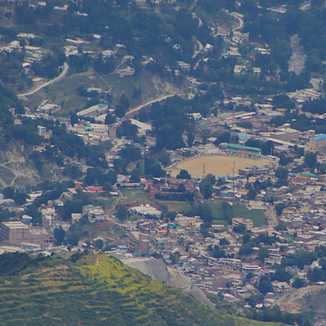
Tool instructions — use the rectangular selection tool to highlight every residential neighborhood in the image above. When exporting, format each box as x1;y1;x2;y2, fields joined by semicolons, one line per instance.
0;0;326;325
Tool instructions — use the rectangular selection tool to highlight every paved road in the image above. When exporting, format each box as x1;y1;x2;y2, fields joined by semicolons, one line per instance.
109;93;178;138
230;11;244;32
124;93;177;119
18;62;69;98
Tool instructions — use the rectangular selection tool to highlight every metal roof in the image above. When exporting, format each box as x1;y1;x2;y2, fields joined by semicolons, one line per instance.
314;134;326;142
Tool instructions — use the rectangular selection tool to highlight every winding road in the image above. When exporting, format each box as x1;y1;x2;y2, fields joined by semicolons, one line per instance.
18;62;69;98
230;12;244;32
110;93;178;138
124;93;177;119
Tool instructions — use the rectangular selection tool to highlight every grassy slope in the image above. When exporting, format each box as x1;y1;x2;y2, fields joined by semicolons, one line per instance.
27;68;175;117
0;253;282;326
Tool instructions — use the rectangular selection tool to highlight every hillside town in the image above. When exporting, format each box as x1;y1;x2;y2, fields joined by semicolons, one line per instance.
0;0;326;324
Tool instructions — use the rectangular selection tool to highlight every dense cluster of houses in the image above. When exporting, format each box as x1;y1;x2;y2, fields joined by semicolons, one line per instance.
0;0;326;314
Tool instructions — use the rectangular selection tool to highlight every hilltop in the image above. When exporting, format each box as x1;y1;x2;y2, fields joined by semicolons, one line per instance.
0;252;283;326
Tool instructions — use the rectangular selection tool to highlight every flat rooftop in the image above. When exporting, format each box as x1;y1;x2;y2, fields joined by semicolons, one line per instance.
1;221;29;229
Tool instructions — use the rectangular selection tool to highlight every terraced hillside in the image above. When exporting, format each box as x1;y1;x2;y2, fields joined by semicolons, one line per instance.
0;253;282;326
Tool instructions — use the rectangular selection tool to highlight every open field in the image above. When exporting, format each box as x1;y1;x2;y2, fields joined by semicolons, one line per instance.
157;200;193;215
208;200;267;227
170;154;273;178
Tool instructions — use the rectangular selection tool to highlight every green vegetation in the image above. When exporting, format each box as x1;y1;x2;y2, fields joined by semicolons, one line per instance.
0;253;282;326
158;200;193;215
208;200;266;226
31;68;173;117
120;188;151;204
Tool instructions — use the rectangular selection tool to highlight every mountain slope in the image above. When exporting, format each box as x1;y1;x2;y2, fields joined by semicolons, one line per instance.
0;252;282;326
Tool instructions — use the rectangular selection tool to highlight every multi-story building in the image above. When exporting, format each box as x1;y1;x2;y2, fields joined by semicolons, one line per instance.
0;221;30;243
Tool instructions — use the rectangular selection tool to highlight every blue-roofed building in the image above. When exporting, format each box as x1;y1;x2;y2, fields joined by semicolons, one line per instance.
237;132;250;144
309;134;326;153
314;134;326;142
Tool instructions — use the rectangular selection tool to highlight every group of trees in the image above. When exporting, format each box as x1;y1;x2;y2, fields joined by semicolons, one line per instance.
117;121;138;140
281;246;326;271
304;97;326;114
241;0;326;92
84;168;117;190
0;85;31;149
247;305;312;326
245;138;274;156
146;97;192;150
31;50;65;79
2;187;28;205
239;231;278;258
199;174;216;199
176;169;191;180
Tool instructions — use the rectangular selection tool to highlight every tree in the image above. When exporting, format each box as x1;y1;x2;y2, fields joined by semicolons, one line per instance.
258;247;269;263
157;150;171;167
13;191;28;205
197;203;213;226
275;203;285;216
247;187;258;200
70;113;79;126
257;275;273;294
116;205;128;222
53;227;66;245
130;167;141;183
199;174;216;199
233;223;246;234
2;187;15;199
214;131;231;145
304;152;318;170
120;144;142;162
94;238;104;250
117;120;138;140
187;131;195;147
283;250;315;270
176;169;191;180
63;164;82;179
200;223;210;237
239;243;254;256
115;94;130;118
292;277;305;289
275;167;288;186
221;201;233;224
60;199;84;221
219;238;230;246
272;94;294;110
315;245;326;258
3;187;28;205
105;113;116;125
103;170;117;187
208;245;226;258
272;267;292;282
261;140;274;155
144;158;166;177
166;211;176;221
84;168;103;186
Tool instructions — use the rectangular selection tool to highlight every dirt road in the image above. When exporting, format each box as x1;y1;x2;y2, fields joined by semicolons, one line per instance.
18;62;69;98
109;93;177;138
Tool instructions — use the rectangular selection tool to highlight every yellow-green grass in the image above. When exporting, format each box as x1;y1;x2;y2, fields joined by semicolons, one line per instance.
0;253;284;326
170;154;273;178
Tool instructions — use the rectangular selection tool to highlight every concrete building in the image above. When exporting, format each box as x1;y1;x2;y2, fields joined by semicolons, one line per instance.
0;221;30;243
129;204;162;219
308;134;326;153
0;221;51;248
